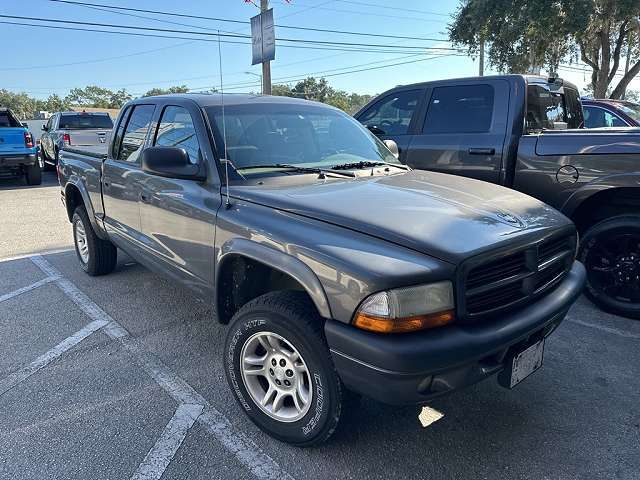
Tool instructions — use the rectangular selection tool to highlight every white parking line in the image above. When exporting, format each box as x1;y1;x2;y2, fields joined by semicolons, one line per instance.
568;317;640;340
0;318;109;396
0;248;74;263
30;255;294;480
130;403;204;480
0;276;59;303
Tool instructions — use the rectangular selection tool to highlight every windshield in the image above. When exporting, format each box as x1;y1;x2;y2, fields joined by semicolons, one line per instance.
615;102;640;122
59;114;114;130
205;103;399;175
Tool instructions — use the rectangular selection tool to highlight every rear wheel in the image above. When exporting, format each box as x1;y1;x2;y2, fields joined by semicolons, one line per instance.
224;291;348;446
72;206;117;276
41;146;55;171
25;159;42;185
579;214;640;319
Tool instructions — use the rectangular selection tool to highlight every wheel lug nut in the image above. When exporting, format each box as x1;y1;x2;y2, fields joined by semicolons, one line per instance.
269;368;274;376
275;379;281;385
286;369;293;377
271;359;277;366
284;380;291;386
279;359;286;367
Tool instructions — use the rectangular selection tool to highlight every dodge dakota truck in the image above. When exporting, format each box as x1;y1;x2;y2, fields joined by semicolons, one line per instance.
356;75;640;319
0;107;41;185
58;94;585;446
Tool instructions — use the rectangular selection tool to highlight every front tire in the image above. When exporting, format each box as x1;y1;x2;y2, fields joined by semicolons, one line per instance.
579;214;640;319
224;291;347;446
72;206;117;276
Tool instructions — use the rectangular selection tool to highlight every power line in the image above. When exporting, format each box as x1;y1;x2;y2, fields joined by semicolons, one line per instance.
0;14;457;51
48;0;449;42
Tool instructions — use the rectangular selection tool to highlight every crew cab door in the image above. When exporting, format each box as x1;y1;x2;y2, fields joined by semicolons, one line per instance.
404;80;509;184
102;104;155;247
137;102;219;297
355;88;425;163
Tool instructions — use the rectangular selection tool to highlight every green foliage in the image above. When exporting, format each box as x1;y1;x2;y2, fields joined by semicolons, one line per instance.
142;85;190;97
65;85;132;109
449;0;640;98
270;77;373;113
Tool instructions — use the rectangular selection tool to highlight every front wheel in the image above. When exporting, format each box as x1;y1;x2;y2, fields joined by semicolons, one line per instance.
579;214;640;319
72;206;117;276
224;291;348;446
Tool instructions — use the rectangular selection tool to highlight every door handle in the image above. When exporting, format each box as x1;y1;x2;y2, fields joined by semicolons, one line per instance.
140;193;149;203
103;181;110;189
468;147;495;155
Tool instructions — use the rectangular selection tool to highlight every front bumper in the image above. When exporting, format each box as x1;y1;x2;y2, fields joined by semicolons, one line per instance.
325;261;586;405
0;153;37;168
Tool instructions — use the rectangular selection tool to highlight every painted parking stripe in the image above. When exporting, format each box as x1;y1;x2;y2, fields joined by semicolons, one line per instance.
0;275;59;303
568;317;640;340
0;248;74;263
130;403;204;480
0;318;109;396
30;255;294;480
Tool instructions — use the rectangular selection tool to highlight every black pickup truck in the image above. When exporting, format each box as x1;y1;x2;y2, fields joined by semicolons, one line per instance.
356;75;640;319
58;94;585;446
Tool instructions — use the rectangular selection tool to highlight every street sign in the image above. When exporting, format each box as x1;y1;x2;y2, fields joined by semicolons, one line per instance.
251;8;275;65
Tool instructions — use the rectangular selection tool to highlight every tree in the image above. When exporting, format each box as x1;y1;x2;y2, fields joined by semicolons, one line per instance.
64;85;131;108
143;85;189;97
449;0;640;98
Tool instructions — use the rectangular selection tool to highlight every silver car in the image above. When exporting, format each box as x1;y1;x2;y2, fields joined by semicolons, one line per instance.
40;111;113;169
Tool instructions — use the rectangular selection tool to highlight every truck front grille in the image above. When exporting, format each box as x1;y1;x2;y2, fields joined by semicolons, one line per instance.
462;233;576;320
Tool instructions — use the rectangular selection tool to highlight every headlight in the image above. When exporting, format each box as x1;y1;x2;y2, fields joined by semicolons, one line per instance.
353;281;455;333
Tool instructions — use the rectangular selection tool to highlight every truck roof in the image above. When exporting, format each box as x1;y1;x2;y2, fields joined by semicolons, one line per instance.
381;74;579;93
129;93;330;109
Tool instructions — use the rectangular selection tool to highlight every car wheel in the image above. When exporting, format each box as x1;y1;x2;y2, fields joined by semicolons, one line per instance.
579;214;640;319
224;290;348;446
41;146;54;171
72;206;117;276
25;159;42;186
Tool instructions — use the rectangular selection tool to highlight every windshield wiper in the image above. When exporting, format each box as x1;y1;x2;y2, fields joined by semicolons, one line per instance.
330;160;410;171
237;163;355;177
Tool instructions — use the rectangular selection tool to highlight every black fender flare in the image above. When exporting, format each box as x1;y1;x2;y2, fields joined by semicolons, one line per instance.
64;179;108;240
560;173;640;218
215;238;332;320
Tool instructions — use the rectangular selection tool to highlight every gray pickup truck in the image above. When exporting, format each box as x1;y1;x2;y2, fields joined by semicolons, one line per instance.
40;111;113;170
58;94;585;446
355;75;640;319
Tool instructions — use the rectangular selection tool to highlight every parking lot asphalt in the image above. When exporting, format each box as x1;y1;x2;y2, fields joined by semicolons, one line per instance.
1;172;639;480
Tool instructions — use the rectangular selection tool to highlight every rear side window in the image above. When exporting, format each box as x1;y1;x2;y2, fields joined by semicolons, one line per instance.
0;110;22;128
117;105;155;163
423;85;494;134
59;114;114;130
111;106;131;159
526;85;583;130
357;90;421;135
154;106;201;164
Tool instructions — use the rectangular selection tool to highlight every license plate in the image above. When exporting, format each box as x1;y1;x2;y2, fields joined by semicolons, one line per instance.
507;339;545;388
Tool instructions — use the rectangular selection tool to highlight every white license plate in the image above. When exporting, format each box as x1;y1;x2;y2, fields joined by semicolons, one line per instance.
509;339;545;388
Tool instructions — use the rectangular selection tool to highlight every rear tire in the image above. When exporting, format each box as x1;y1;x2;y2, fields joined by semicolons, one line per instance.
41;147;55;171
25;159;42;186
579;214;640;319
224;291;348;447
72;206;117;276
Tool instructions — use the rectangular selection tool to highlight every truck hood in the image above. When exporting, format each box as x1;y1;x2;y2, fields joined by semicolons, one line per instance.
229;170;572;263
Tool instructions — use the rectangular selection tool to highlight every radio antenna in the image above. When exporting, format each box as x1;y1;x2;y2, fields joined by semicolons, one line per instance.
217;29;231;209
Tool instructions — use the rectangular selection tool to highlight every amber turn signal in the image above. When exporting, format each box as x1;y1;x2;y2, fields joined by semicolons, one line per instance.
353;310;455;334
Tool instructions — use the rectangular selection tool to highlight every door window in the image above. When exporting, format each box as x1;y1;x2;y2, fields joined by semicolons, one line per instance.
357;90;421;135
154;106;201;164
423;84;494;134
117;105;155;163
583;106;627;128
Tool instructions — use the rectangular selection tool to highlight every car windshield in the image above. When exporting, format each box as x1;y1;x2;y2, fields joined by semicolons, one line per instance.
615;102;640;122
59;114;114;130
205;102;399;175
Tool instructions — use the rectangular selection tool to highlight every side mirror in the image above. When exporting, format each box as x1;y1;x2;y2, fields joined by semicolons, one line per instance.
366;125;386;135
383;139;400;159
141;146;206;181
42;124;48;131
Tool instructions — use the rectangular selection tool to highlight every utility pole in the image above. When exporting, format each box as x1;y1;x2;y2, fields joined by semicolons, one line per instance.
261;0;272;95
478;38;485;76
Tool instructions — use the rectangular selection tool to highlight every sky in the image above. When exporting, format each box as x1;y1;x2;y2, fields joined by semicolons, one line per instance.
2;0;640;100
